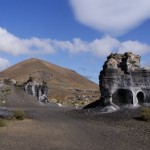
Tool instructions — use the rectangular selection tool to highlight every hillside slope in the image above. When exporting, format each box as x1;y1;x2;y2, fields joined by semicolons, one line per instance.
0;58;98;90
0;58;100;105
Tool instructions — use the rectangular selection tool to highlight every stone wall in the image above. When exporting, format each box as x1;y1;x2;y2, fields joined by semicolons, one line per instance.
99;52;150;107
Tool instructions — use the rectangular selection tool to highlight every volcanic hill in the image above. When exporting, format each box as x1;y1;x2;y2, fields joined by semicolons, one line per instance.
0;58;99;105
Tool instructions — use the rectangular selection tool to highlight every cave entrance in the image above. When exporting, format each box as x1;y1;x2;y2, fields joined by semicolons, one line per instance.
112;89;133;105
137;91;145;104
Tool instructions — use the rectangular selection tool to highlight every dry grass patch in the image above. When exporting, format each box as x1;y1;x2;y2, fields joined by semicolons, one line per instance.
0;119;6;127
13;110;26;120
142;108;150;121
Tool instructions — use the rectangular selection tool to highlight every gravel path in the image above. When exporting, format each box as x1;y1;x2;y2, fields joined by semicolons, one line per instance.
0;105;150;150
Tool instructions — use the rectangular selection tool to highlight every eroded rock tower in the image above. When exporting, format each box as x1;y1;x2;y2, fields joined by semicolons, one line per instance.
99;52;150;107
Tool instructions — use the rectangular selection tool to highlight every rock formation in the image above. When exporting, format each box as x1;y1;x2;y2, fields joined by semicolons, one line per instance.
0;107;13;119
24;77;48;103
99;52;150;108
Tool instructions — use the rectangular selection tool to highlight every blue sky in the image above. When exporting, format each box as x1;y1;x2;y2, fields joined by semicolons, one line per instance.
0;0;150;83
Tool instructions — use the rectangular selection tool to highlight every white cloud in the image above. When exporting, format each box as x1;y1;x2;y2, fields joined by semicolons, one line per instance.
53;38;88;54
0;27;150;58
53;36;150;57
118;41;150;55
70;0;150;36
0;57;10;71
53;36;120;57
0;27;55;56
88;36;120;56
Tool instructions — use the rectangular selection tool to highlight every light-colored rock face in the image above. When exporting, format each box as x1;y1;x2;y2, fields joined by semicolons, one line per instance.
104;52;140;72
99;52;150;107
25;77;48;103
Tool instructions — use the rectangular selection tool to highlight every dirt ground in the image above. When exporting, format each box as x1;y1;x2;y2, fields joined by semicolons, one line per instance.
0;104;150;150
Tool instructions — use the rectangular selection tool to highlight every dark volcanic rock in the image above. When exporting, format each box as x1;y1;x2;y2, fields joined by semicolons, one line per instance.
0;107;13;119
83;99;104;109
99;52;150;108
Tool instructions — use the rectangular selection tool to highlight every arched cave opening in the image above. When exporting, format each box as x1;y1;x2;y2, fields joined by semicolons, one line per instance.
112;89;133;106
137;92;145;104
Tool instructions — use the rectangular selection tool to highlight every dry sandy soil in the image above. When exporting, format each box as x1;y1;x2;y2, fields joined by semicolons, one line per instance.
0;104;149;150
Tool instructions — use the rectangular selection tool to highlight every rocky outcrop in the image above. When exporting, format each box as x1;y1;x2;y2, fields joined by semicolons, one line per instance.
24;77;48;103
0;107;13;119
3;79;17;85
99;52;150;108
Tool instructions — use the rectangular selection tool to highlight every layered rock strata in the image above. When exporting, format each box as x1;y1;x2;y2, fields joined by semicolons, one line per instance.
99;52;150;107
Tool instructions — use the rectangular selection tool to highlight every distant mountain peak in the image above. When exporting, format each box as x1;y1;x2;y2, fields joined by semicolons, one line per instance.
0;58;98;90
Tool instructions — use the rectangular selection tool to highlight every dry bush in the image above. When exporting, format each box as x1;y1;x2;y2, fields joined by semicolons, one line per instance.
13;110;25;120
0;119;6;127
142;108;150;121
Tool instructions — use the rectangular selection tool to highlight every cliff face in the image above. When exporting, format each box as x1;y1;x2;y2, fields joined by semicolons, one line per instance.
99;52;150;107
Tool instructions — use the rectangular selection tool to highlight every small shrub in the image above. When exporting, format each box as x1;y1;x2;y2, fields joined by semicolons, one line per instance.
0;119;6;127
142;108;150;121
2;87;11;93
13;110;25;120
5;88;11;93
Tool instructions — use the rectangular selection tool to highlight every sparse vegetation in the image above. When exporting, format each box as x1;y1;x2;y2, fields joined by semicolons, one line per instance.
142;108;150;121
1;87;11;93
0;119;6;127
0;110;26;127
13;110;26;120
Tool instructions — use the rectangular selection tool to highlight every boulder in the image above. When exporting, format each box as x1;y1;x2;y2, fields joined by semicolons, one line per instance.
0;107;13;119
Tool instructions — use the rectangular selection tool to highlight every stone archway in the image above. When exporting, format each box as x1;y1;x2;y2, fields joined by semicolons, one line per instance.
112;89;133;106
136;91;145;104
